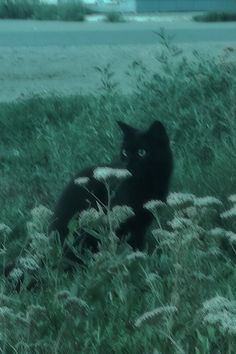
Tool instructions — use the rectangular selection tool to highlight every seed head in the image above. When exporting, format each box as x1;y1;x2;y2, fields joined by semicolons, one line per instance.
74;177;90;186
93;167;131;181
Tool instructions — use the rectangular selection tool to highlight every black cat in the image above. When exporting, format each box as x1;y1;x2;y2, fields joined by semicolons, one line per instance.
50;120;173;263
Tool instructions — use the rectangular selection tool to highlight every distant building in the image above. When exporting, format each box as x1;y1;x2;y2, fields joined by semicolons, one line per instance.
136;0;236;12
83;0;236;12
41;0;57;3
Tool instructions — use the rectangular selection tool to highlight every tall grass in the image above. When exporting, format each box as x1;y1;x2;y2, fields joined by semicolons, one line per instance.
1;193;236;352
0;48;236;352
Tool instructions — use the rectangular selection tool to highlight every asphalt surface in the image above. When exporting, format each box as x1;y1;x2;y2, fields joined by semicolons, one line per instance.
0;20;236;46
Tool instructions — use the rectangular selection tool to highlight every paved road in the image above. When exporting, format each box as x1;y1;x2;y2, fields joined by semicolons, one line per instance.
0;20;235;102
0;20;236;46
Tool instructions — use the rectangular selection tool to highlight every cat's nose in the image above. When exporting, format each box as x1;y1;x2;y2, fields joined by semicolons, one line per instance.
120;160;128;169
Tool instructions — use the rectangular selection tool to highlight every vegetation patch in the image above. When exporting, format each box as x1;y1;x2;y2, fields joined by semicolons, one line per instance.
0;45;236;352
193;11;236;22
1;193;236;352
0;0;92;21
104;11;125;23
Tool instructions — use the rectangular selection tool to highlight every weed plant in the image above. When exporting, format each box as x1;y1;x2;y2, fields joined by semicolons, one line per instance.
0;43;236;352
193;12;236;22
104;11;125;23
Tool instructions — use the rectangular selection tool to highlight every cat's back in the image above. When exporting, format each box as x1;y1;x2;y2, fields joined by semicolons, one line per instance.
50;165;107;242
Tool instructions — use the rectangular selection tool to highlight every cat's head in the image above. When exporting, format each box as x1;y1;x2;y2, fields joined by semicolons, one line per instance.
117;120;172;177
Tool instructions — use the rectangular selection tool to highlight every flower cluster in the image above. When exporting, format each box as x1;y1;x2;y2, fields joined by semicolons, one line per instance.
201;296;236;335
228;195;236;204
0;223;12;236
167;192;195;208
93;167;131;182
221;205;236;219
194;196;222;208
143;199;166;211
74;177;90;186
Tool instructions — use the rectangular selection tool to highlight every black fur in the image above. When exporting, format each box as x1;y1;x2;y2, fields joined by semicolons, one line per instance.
50;120;173;262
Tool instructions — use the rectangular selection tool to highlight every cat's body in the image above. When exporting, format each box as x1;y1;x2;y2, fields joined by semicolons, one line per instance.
51;121;173;263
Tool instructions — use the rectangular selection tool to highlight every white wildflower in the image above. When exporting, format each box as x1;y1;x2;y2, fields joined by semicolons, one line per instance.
145;273;160;283
0;306;14;320
31;205;53;222
228;195;236;204
27;305;47;321
143;200;166;211
167;193;195;208
225;231;236;243
194;196;222;208
221;206;236;219
93;167;131;181
94;167;114;181
182;231;200;245
79;208;104;227
28;205;53;234
74;177;90;186
126;251;146;261
208;228;226;237
30;232;51;259
9;268;24;283
204;312;236;335
152;229;175;239
19;256;40;271
202;296;236;335
110;205;134;229
135;305;177;328
153;229;176;246
168;217;194;230
0;223;12;236
202;295;235;313
30;232;50;250
184;206;198;220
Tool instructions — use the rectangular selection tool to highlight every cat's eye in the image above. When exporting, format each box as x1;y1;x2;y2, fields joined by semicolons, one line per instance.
138;149;146;157
121;149;128;158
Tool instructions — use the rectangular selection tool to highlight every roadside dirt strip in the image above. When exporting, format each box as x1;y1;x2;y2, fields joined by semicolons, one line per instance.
1;42;235;102
0;19;235;102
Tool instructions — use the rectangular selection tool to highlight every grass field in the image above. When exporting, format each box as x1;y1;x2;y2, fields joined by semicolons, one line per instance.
0;52;236;353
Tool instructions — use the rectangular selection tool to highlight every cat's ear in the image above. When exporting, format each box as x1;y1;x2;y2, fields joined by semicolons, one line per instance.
117;121;137;137
148;121;166;133
147;121;169;143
